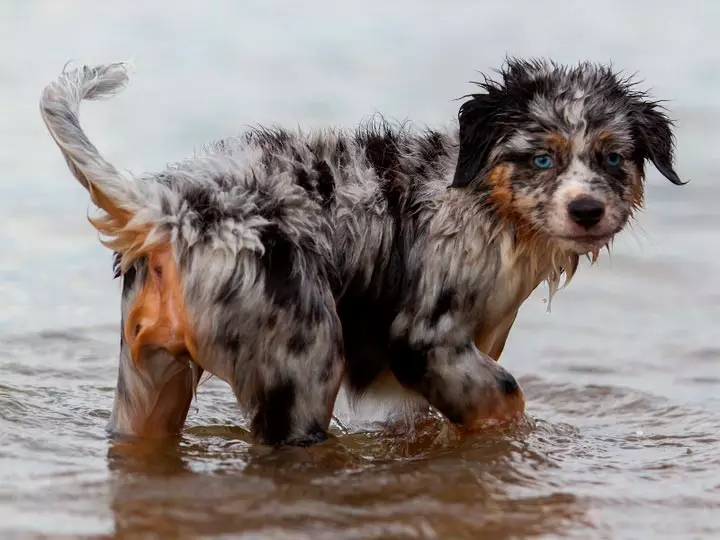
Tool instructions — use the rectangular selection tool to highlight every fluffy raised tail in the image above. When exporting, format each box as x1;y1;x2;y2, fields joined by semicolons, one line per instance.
40;63;165;270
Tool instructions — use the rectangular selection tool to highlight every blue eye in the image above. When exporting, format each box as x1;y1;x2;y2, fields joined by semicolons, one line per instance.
606;153;622;167
533;155;553;169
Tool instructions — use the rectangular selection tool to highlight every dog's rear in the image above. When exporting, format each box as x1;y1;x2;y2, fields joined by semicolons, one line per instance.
40;65;201;437
40;64;350;445
40;64;171;267
41;64;136;225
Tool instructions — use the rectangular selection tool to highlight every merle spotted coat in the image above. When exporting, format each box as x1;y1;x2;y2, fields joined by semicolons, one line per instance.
39;58;683;445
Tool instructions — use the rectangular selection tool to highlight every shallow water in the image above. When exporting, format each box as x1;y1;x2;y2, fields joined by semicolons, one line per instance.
2;1;720;538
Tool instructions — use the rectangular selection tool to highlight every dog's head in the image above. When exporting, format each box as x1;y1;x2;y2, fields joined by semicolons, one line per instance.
451;58;684;255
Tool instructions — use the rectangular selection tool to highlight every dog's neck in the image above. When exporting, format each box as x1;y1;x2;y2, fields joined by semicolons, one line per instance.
421;168;578;357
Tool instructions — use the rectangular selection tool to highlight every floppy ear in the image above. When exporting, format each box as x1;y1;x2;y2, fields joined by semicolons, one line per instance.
451;94;505;188
631;102;686;185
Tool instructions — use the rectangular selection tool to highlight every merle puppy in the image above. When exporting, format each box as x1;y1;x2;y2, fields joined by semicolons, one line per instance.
39;58;683;445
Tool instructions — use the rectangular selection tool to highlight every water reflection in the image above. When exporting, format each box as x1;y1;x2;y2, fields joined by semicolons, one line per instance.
106;418;587;538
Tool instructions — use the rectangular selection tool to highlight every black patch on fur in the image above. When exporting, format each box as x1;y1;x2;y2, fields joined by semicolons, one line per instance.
294;166;313;193
336;180;426;395
257;224;325;323
216;315;243;352
317;331;344;385
215;255;243;306
292;158;335;208
429;288;455;326
313;159;336;206
495;372;520;395
120;261;139;297
338;292;391;392
381;186;403;220
253;379;296;445
419;130;446;169
245;126;291;152
629;102;684;185
452;71;533;188
388;339;429;388
337;231;417;394
333;137;349;167
287;332;309;354
258;224;302;309
183;185;228;238
355;123;400;180
318;348;338;383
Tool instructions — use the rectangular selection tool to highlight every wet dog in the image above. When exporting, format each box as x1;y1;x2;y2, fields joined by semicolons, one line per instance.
39;58;684;445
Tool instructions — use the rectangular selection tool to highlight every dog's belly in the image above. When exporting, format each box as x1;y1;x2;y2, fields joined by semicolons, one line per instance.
334;370;429;426
337;300;395;393
334;245;407;393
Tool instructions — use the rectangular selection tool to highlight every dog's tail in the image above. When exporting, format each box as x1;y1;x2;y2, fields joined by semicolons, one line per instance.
40;63;166;271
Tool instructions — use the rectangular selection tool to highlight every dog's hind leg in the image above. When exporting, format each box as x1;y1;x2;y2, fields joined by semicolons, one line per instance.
200;264;346;447
108;254;201;438
247;294;345;447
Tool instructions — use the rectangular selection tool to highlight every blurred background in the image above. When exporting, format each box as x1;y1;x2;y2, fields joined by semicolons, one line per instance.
1;1;719;538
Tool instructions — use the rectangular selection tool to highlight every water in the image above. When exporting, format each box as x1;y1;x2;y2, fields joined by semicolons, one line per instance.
2;1;720;537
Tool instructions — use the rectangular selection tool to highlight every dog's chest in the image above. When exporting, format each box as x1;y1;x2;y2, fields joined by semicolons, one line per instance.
473;235;550;358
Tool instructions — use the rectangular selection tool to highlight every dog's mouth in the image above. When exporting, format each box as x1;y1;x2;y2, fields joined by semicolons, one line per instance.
559;233;613;244
555;232;616;254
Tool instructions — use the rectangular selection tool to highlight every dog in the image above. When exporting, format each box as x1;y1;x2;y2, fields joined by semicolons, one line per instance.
39;58;684;446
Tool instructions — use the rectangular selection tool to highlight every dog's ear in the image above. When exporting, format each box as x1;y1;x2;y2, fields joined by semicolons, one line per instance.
630;101;686;185
451;94;505;188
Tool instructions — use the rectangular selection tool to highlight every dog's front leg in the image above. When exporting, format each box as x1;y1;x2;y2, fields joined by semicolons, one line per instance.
388;340;525;429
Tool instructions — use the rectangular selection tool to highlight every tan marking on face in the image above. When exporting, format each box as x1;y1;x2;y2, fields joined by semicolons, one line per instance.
124;245;193;368
596;130;614;144
485;164;544;255
591;130;617;157
485;163;513;213
546;132;571;156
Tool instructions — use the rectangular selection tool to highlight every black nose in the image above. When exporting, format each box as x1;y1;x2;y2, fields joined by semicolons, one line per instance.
567;197;605;229
495;372;520;396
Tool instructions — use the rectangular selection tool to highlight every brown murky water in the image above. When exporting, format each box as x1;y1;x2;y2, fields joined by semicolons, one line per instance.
2;1;720;538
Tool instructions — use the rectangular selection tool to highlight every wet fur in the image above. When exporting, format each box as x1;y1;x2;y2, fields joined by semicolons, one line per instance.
40;59;683;445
